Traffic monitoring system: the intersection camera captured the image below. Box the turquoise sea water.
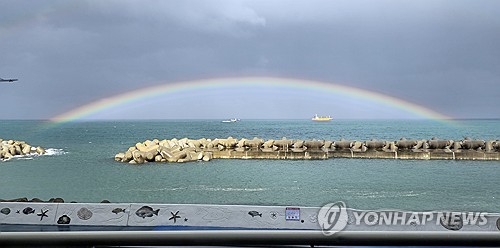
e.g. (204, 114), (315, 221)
(0, 119), (499, 212)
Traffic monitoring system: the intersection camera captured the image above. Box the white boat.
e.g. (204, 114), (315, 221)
(311, 114), (332, 122)
(222, 118), (240, 123)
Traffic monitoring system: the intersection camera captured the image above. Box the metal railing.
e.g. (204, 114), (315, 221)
(1, 230), (500, 246)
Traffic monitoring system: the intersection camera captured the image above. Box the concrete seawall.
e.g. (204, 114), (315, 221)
(115, 137), (500, 164)
(1, 201), (500, 232)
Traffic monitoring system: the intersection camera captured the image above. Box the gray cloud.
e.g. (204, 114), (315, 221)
(1, 0), (499, 119)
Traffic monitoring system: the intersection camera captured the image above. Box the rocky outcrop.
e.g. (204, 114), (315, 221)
(0, 138), (45, 161)
(115, 138), (214, 164)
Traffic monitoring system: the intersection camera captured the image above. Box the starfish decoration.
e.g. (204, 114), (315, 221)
(37, 209), (49, 221)
(271, 212), (277, 218)
(169, 211), (181, 223)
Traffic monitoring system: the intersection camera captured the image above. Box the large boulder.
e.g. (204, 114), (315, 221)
(215, 137), (238, 148)
(3, 152), (13, 160)
(462, 140), (485, 150)
(428, 140), (451, 149)
(365, 140), (385, 150)
(383, 142), (397, 152)
(35, 146), (45, 155)
(21, 144), (31, 155)
(334, 140), (352, 149)
(274, 139), (293, 149)
(485, 141), (494, 152)
(202, 152), (212, 161)
(188, 140), (202, 150)
(8, 146), (16, 156)
(124, 151), (133, 161)
(160, 149), (174, 159)
(323, 140), (333, 150)
(293, 140), (304, 149)
(155, 155), (163, 162)
(452, 141), (462, 150)
(135, 142), (147, 152)
(143, 140), (154, 147)
(262, 140), (274, 149)
(493, 141), (500, 151)
(396, 139), (418, 150)
(245, 138), (263, 148)
(132, 151), (145, 164)
(413, 140), (425, 149)
(304, 140), (324, 150)
(351, 141), (364, 150)
(144, 151), (156, 161)
(237, 138), (247, 148)
(114, 153), (125, 162)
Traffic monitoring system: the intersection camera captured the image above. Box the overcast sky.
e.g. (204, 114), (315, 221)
(1, 0), (499, 120)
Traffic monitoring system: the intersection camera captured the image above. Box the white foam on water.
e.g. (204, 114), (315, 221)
(128, 186), (269, 192)
(43, 148), (67, 156)
(195, 185), (268, 192)
(353, 190), (427, 199)
(126, 187), (188, 192)
(1, 148), (67, 162)
(14, 157), (33, 160)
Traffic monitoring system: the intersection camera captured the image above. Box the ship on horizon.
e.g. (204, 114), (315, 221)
(222, 118), (240, 123)
(311, 114), (332, 122)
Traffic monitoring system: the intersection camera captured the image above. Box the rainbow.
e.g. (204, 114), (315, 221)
(49, 77), (453, 123)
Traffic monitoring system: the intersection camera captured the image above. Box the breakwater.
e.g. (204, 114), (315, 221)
(0, 138), (45, 161)
(115, 137), (500, 164)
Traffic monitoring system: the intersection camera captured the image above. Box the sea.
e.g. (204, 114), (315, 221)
(0, 119), (499, 213)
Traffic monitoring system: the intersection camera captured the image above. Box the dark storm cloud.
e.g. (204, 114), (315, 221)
(0, 0), (499, 119)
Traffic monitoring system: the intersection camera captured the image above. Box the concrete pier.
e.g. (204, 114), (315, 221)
(115, 138), (500, 164)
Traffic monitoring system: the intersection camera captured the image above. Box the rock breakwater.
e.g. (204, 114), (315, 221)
(0, 139), (45, 161)
(116, 137), (500, 164)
